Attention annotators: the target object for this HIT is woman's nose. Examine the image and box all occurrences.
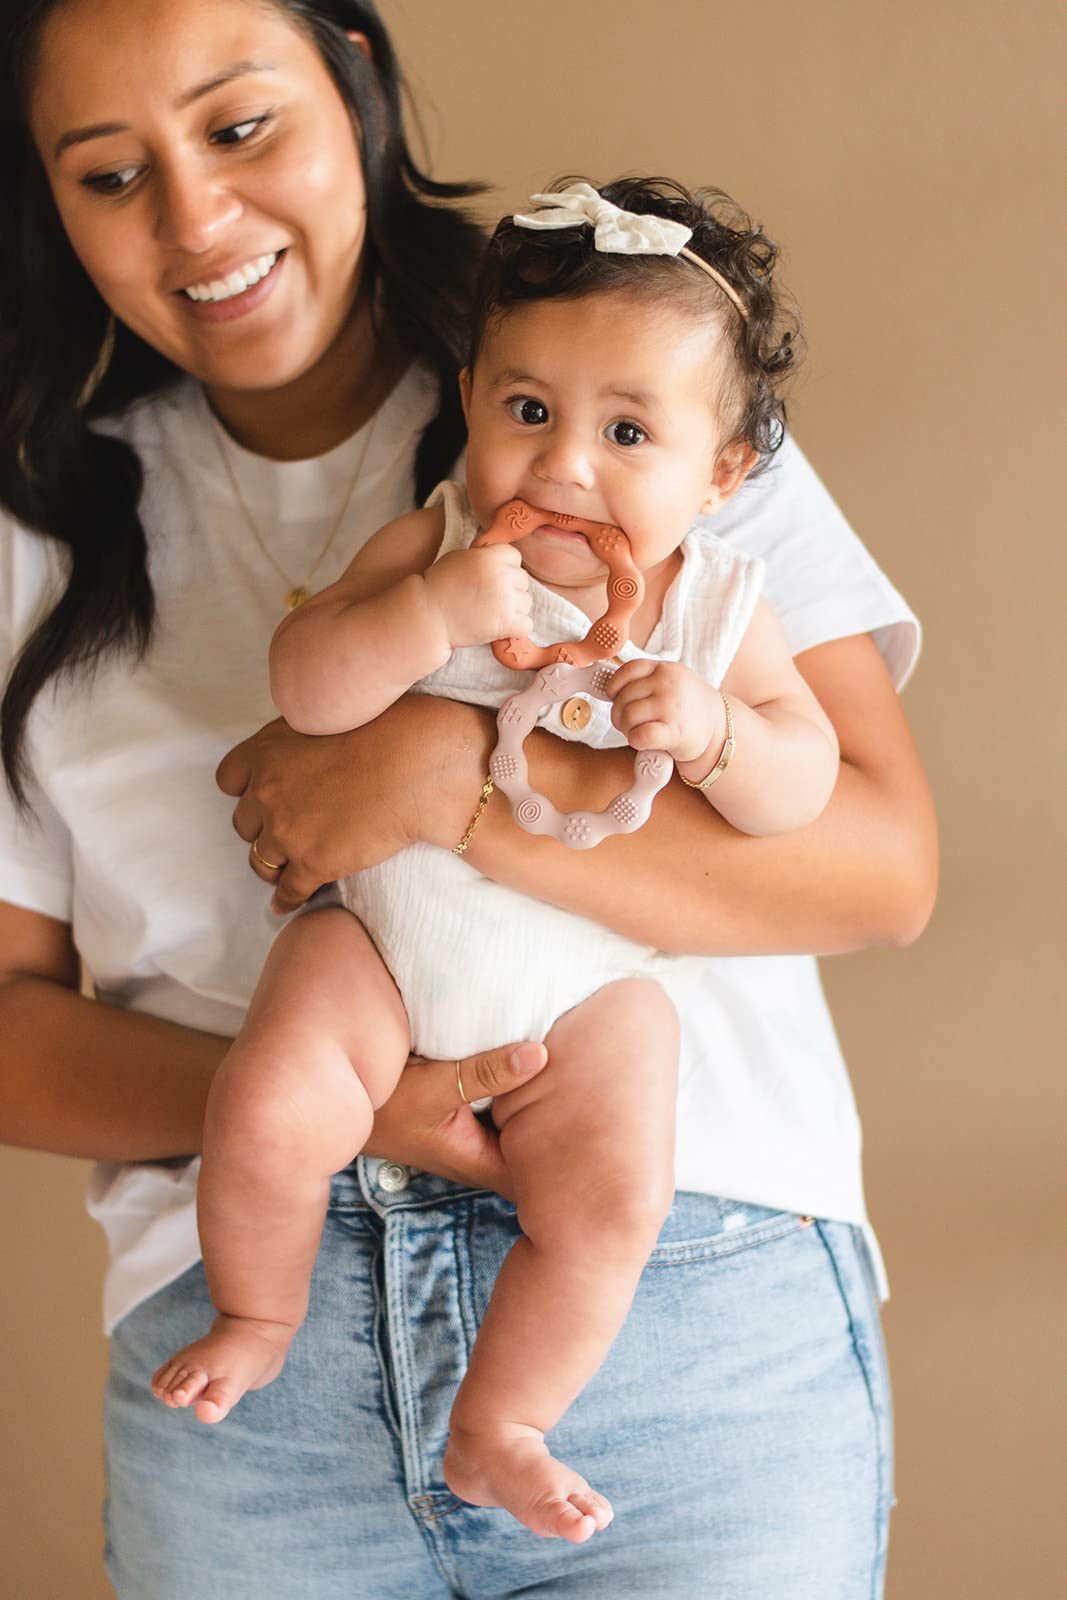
[532,428,596,491]
[154,165,243,254]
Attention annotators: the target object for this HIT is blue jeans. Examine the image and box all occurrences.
[104,1161,893,1597]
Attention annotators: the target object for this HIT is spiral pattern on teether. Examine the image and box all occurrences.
[516,799,543,825]
[637,752,667,779]
[609,575,640,602]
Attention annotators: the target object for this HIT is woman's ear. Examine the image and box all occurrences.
[702,443,759,514]
[346,32,372,61]
[458,367,472,424]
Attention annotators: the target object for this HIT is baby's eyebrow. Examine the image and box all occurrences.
[602,388,656,409]
[489,369,542,389]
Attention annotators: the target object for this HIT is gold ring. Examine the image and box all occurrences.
[455,1060,470,1106]
[251,837,285,873]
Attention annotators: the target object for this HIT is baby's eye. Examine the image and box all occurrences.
[606,420,646,447]
[507,397,549,426]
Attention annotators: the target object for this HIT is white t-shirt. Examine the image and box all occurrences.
[0,372,919,1330]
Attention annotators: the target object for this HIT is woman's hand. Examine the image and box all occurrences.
[217,697,493,914]
[364,1040,548,1200]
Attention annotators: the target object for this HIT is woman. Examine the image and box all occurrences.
[0,0,936,1596]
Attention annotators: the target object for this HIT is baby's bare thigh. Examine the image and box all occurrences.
[497,979,680,1233]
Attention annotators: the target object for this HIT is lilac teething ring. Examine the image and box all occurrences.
[475,499,675,848]
[473,499,645,671]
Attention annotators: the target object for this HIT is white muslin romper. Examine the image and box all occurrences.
[336,480,764,1057]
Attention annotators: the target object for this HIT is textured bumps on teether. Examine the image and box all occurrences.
[487,662,674,849]
[592,621,621,653]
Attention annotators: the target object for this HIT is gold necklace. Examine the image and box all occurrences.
[209,404,381,609]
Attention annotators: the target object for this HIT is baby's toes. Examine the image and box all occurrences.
[152,1361,208,1407]
[570,1488,614,1530]
[553,1499,597,1544]
[194,1378,240,1425]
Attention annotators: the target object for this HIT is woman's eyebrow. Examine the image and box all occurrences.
[53,60,279,159]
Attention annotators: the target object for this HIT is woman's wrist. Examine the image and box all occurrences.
[397,694,498,850]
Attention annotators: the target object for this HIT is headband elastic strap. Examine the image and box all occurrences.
[678,247,749,321]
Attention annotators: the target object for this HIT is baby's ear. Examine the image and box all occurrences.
[458,367,473,423]
[702,443,759,514]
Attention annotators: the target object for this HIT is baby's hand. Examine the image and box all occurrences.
[608,659,726,763]
[425,545,533,649]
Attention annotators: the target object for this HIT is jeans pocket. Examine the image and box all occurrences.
[647,1193,814,1267]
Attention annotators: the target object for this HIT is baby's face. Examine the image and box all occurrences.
[461,291,749,594]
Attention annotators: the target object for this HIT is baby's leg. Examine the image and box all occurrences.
[444,978,679,1543]
[151,907,409,1423]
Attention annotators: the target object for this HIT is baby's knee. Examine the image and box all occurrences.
[603,978,680,1060]
[522,1163,673,1261]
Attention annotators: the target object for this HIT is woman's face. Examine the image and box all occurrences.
[28,0,368,395]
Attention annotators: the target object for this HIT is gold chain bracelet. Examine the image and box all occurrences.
[452,775,495,855]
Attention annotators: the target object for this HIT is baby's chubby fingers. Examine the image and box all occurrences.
[605,658,658,700]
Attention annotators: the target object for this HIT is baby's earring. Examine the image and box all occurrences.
[701,489,720,513]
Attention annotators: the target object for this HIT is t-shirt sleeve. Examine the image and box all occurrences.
[0,516,74,921]
[703,437,921,690]
[0,767,73,921]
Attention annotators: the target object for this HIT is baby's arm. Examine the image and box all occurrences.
[270,506,532,734]
[609,599,839,836]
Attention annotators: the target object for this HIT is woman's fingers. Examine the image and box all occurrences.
[216,733,258,797]
[453,1041,547,1113]
[249,835,287,882]
[270,864,327,917]
[363,1042,549,1199]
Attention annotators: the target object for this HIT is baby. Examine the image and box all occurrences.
[153,179,839,1544]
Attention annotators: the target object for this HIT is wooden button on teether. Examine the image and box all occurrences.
[561,696,592,732]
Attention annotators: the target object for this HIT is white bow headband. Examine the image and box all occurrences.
[512,182,749,322]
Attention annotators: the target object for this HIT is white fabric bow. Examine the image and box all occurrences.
[513,181,693,257]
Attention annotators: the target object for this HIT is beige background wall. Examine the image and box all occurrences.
[2,0,1063,1593]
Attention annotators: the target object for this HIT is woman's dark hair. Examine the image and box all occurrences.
[0,0,487,801]
[470,176,802,467]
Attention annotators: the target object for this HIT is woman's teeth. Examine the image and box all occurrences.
[182,253,279,302]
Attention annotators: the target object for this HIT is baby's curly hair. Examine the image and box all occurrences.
[468,177,802,469]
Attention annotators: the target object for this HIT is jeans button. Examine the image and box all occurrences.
[377,1161,410,1194]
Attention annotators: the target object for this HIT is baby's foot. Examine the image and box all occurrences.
[444,1422,614,1544]
[150,1313,295,1424]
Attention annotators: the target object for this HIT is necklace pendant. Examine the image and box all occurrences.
[286,586,310,610]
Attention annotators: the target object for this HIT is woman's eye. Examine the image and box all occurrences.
[607,420,647,447]
[507,397,549,426]
[83,166,141,196]
[210,116,270,147]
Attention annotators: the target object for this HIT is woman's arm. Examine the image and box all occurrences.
[0,902,221,1159]
[223,631,937,955]
[0,899,545,1190]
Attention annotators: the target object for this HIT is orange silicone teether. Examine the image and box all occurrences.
[472,499,644,669]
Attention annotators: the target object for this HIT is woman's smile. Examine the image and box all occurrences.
[177,247,287,322]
